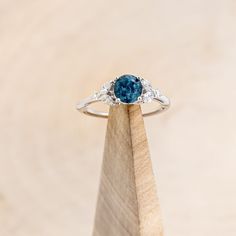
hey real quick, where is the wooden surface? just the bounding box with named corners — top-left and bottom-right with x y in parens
top-left (93, 105), bottom-right (162, 236)
top-left (0, 1), bottom-right (236, 236)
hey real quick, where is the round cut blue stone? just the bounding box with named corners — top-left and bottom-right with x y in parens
top-left (114, 75), bottom-right (143, 104)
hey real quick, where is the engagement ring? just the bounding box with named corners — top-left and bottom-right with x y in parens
top-left (77, 74), bottom-right (170, 118)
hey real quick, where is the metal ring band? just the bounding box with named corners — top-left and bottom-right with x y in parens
top-left (76, 95), bottom-right (170, 118)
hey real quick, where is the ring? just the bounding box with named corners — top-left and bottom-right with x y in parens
top-left (76, 74), bottom-right (170, 118)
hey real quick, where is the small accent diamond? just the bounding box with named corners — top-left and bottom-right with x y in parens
top-left (141, 79), bottom-right (155, 103)
top-left (142, 90), bottom-right (155, 103)
top-left (153, 89), bottom-right (161, 98)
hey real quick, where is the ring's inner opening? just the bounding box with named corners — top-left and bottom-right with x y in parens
top-left (87, 101), bottom-right (162, 117)
top-left (141, 102), bottom-right (162, 114)
top-left (88, 102), bottom-right (110, 115)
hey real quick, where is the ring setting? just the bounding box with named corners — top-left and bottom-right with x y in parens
top-left (77, 74), bottom-right (170, 118)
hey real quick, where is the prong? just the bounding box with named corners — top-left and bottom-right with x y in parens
top-left (116, 98), bottom-right (121, 104)
top-left (110, 80), bottom-right (115, 85)
top-left (137, 96), bottom-right (143, 103)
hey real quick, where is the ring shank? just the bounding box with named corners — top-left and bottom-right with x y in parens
top-left (76, 95), bottom-right (170, 118)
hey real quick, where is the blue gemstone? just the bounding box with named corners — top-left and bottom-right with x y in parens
top-left (114, 75), bottom-right (143, 104)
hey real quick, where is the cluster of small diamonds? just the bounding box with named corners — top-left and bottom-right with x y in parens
top-left (96, 78), bottom-right (162, 105)
top-left (140, 79), bottom-right (160, 103)
top-left (95, 81), bottom-right (117, 106)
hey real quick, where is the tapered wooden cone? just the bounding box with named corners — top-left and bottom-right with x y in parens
top-left (93, 105), bottom-right (163, 236)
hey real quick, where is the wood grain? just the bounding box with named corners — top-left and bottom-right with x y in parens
top-left (93, 105), bottom-right (163, 236)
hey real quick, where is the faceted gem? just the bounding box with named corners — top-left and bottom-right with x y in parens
top-left (114, 75), bottom-right (143, 104)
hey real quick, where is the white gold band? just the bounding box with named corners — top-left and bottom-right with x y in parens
top-left (77, 94), bottom-right (170, 118)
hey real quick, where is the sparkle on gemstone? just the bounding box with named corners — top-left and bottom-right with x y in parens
top-left (114, 75), bottom-right (143, 104)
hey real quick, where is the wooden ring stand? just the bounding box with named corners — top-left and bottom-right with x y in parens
top-left (93, 105), bottom-right (163, 236)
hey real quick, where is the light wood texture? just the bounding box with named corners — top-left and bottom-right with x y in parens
top-left (93, 105), bottom-right (163, 236)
